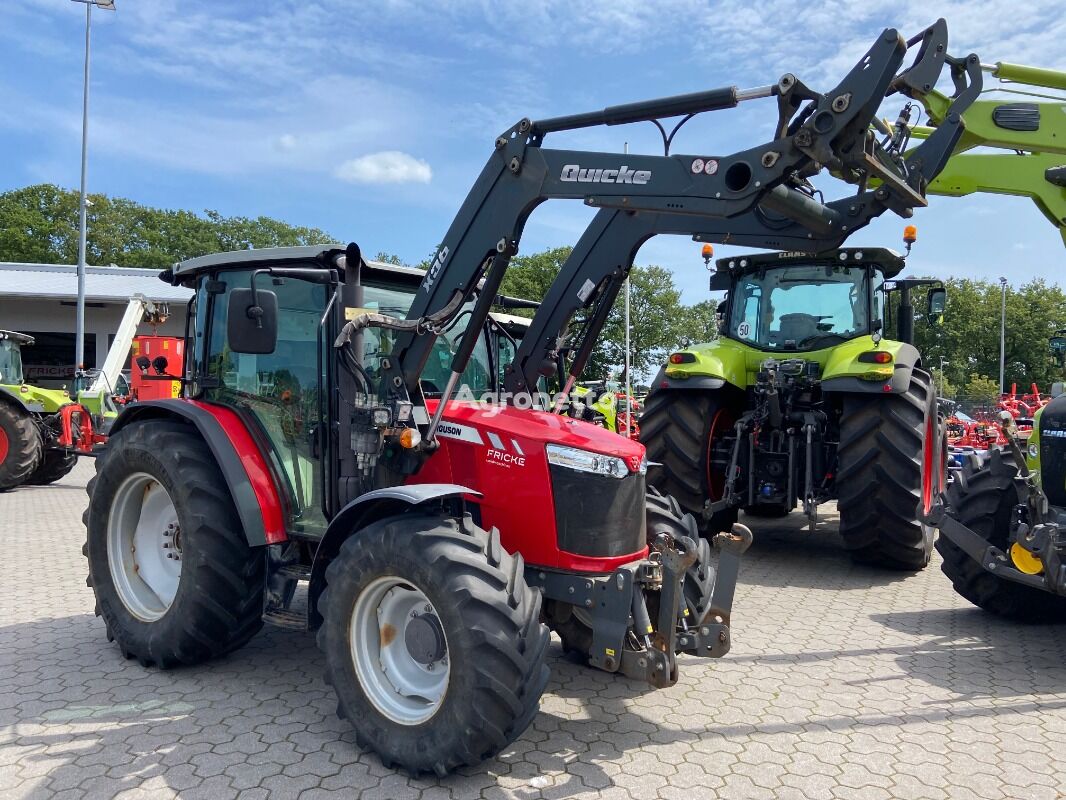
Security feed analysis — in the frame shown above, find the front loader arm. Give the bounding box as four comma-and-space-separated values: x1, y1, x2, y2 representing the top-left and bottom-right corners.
505, 32, 981, 397
909, 57, 1066, 245
385, 25, 935, 413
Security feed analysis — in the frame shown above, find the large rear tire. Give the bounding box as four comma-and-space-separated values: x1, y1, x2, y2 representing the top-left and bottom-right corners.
836, 368, 938, 570
84, 419, 266, 667
640, 390, 740, 534
316, 512, 550, 776
936, 449, 1066, 620
0, 402, 42, 490
24, 449, 77, 486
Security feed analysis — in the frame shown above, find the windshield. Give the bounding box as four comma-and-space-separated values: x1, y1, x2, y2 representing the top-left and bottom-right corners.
359, 282, 492, 396
0, 340, 24, 386
729, 265, 872, 350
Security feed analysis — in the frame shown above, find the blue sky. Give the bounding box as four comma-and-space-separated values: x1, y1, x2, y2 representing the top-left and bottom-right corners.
2, 0, 1063, 304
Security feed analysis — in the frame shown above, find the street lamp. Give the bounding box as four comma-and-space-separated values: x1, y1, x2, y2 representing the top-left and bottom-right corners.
71, 0, 115, 374
999, 276, 1008, 395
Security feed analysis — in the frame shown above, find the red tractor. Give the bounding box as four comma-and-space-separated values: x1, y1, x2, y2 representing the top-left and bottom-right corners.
83, 24, 975, 775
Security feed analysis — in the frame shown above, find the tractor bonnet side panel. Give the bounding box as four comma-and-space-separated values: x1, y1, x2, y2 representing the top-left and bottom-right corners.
410, 401, 649, 572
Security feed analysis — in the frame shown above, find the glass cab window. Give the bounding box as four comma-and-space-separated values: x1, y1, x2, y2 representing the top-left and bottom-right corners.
203, 270, 329, 535
729, 265, 871, 351
0, 339, 25, 386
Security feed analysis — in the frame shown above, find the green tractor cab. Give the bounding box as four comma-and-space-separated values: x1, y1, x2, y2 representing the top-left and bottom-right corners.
641, 248, 944, 570
0, 330, 100, 490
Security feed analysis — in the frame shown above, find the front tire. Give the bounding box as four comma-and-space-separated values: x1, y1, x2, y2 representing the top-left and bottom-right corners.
640, 390, 740, 534
836, 369, 937, 570
0, 402, 42, 490
84, 419, 266, 667
316, 512, 550, 776
936, 449, 1066, 620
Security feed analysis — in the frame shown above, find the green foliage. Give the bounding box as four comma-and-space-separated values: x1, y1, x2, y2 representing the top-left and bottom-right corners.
497, 247, 714, 379
0, 184, 335, 268
374, 252, 407, 265
910, 276, 1066, 393
962, 374, 1002, 409
499, 246, 569, 311
929, 367, 956, 399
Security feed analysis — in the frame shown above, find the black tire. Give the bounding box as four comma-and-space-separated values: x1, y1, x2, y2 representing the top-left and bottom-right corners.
640, 390, 740, 534
936, 449, 1066, 620
836, 368, 937, 571
24, 449, 77, 486
84, 419, 266, 668
552, 487, 712, 657
0, 402, 42, 490
316, 512, 550, 776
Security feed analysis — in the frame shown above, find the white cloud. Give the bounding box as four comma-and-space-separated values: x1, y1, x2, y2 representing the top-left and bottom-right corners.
335, 151, 432, 185
277, 134, 297, 151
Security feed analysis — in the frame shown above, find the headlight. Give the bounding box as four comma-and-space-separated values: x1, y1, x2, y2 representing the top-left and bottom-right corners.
546, 444, 630, 479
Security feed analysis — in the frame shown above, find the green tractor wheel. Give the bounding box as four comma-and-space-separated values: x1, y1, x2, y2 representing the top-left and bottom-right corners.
936, 449, 1066, 620
0, 402, 42, 491
836, 368, 938, 570
640, 390, 740, 534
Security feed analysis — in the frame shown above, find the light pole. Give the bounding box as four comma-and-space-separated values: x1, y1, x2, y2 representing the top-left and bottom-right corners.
999, 276, 1008, 395
938, 356, 950, 398
71, 0, 115, 373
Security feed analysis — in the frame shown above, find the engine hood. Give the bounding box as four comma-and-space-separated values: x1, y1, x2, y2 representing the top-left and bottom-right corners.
426, 399, 645, 473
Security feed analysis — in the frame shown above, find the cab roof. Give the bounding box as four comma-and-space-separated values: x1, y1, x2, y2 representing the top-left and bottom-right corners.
0, 330, 34, 346
715, 247, 907, 280
164, 245, 426, 287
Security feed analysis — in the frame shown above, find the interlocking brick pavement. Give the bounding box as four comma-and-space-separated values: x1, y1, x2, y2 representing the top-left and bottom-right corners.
2, 460, 1066, 799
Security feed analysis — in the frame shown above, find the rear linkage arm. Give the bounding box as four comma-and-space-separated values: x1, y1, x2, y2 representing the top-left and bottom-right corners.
384, 24, 953, 445
505, 20, 981, 398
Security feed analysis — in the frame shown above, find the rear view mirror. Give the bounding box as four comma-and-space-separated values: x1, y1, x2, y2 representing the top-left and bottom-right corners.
709, 271, 731, 291
227, 288, 278, 354
927, 287, 946, 322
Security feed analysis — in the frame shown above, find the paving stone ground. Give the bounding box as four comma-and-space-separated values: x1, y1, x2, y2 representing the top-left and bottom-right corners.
2, 460, 1066, 799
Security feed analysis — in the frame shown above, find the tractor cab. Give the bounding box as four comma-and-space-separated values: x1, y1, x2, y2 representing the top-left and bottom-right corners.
711, 248, 906, 353
167, 247, 531, 537
0, 330, 31, 387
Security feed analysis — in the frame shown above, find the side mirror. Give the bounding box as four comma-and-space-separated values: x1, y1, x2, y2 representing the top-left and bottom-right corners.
927, 287, 946, 322
1052, 381, 1064, 399
227, 288, 278, 354
709, 271, 732, 292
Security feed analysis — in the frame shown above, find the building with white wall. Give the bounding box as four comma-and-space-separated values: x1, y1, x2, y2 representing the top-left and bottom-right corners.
0, 263, 191, 388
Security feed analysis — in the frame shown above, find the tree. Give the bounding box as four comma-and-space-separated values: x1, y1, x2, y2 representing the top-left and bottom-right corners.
499, 247, 716, 380
961, 374, 1002, 413
911, 277, 1066, 394
0, 184, 335, 268
374, 252, 407, 266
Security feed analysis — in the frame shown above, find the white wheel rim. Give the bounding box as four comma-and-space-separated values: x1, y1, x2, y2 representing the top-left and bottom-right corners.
350, 576, 450, 725
106, 472, 182, 622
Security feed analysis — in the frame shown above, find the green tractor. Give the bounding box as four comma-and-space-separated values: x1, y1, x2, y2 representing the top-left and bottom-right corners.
932, 382, 1066, 618
0, 330, 97, 490
640, 247, 945, 570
